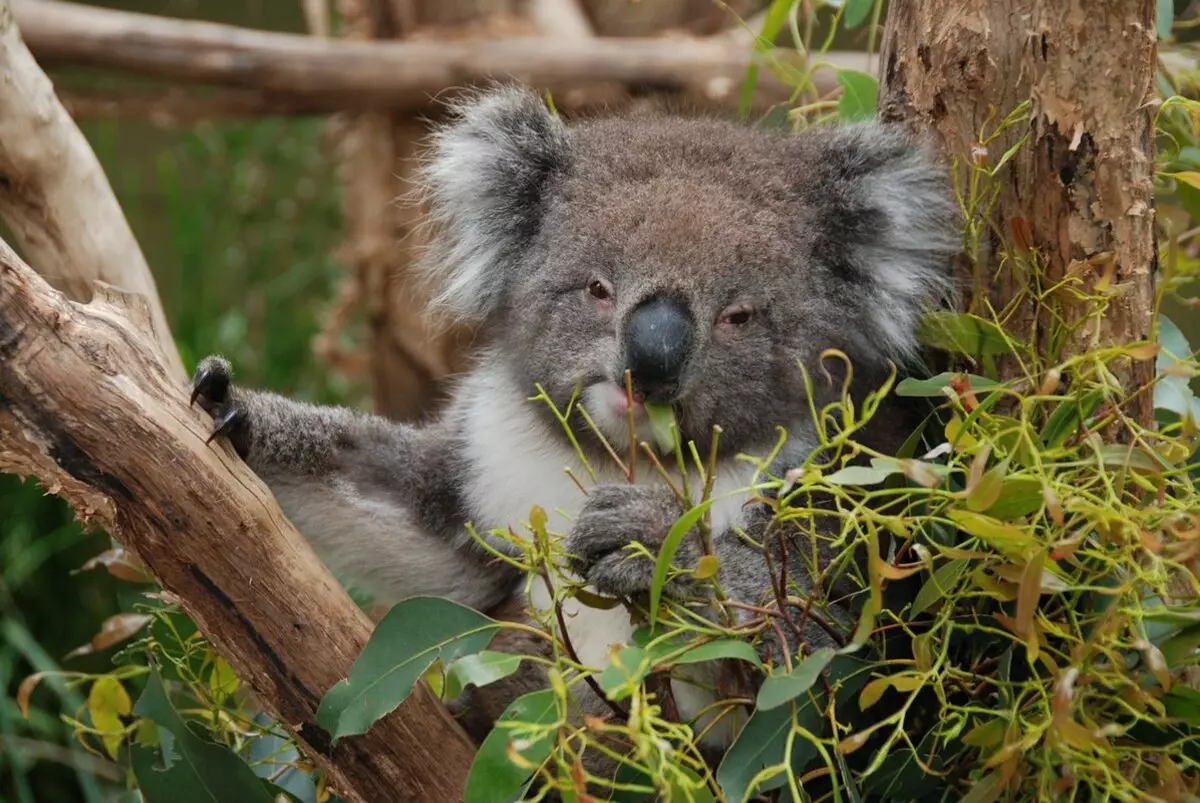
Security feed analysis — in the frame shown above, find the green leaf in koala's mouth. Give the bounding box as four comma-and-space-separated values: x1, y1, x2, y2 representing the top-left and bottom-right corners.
644, 402, 677, 455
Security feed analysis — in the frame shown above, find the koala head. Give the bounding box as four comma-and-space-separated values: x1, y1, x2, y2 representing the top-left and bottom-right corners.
416, 86, 960, 457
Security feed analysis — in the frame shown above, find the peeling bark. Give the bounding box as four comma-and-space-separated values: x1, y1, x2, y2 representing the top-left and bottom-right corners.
879, 1, 1158, 428
0, 237, 476, 803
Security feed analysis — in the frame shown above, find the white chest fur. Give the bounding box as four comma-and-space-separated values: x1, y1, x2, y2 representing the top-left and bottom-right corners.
456, 364, 757, 747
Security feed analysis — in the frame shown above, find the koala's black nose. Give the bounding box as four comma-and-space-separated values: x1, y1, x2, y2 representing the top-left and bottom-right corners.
624, 296, 693, 402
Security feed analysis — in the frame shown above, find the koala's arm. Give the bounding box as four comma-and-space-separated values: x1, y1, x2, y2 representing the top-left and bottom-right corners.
189, 356, 517, 611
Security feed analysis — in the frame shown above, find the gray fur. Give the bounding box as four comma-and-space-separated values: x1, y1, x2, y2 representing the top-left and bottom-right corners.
189, 85, 959, 776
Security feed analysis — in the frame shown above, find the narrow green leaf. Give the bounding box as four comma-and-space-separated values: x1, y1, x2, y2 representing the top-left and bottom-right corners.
737, 0, 793, 118
917, 312, 1025, 357
966, 458, 1009, 512
836, 70, 879, 122
910, 559, 970, 618
444, 651, 524, 700
649, 498, 718, 628
1041, 389, 1105, 448
463, 690, 559, 803
895, 372, 1004, 397
317, 597, 500, 741
132, 670, 274, 803
755, 647, 836, 710
825, 463, 901, 486
667, 639, 764, 669
947, 510, 1036, 559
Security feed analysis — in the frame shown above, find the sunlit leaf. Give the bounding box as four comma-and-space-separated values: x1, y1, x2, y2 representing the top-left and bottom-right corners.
967, 457, 1009, 512
317, 597, 501, 742
598, 645, 648, 701
694, 554, 721, 579
88, 676, 132, 760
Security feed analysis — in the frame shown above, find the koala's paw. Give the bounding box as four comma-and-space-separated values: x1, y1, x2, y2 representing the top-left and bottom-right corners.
565, 484, 697, 599
190, 355, 250, 458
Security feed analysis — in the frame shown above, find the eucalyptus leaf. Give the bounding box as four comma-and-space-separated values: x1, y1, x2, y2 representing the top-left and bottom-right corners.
649, 498, 718, 627
843, 0, 875, 28
644, 402, 677, 455
317, 597, 501, 742
463, 690, 559, 803
132, 670, 274, 803
755, 647, 836, 710
718, 655, 872, 801
895, 372, 1004, 398
910, 559, 970, 618
825, 463, 901, 486
837, 70, 878, 123
444, 651, 525, 700
917, 312, 1024, 357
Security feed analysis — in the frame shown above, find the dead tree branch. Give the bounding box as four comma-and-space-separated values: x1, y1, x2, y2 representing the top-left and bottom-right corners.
12, 0, 866, 114
0, 236, 476, 803
0, 1, 183, 378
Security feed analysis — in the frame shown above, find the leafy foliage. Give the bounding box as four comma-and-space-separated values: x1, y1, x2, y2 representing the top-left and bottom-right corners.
7, 1, 1200, 802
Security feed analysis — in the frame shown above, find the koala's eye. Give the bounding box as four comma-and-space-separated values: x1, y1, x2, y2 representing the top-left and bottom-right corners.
718, 304, 754, 327
587, 278, 613, 301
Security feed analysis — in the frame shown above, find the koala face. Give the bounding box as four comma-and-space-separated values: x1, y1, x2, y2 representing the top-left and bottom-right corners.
418, 87, 959, 457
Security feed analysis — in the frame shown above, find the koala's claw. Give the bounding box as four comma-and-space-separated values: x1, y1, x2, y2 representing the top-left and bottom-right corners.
190, 356, 232, 412
207, 405, 248, 445
190, 356, 250, 458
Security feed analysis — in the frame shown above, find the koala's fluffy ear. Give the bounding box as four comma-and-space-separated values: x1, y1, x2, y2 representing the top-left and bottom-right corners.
417, 85, 570, 323
798, 123, 961, 363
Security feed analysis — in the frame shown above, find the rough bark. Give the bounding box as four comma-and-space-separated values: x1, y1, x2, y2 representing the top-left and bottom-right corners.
878, 1, 1158, 428
0, 237, 476, 802
0, 1, 183, 379
12, 0, 855, 117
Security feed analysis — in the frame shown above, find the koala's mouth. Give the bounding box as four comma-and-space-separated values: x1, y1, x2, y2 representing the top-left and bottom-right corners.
580, 379, 668, 447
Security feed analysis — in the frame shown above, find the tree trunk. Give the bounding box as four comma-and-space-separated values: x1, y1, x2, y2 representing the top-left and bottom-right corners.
0, 0, 183, 379
0, 238, 477, 803
878, 1, 1158, 429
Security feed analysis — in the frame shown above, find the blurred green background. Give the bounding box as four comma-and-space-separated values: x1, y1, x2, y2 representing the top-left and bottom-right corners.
2, 2, 1199, 801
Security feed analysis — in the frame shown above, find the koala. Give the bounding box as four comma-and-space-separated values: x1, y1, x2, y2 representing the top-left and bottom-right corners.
189, 86, 959, 780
